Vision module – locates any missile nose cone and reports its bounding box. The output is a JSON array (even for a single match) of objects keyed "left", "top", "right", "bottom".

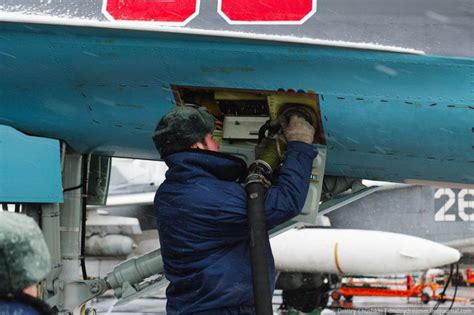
[
  {"left": 398, "top": 238, "right": 461, "bottom": 269},
  {"left": 424, "top": 242, "right": 461, "bottom": 267},
  {"left": 447, "top": 247, "right": 462, "bottom": 263}
]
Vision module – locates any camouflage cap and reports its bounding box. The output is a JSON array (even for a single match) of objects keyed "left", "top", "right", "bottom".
[
  {"left": 0, "top": 212, "right": 51, "bottom": 294},
  {"left": 152, "top": 106, "right": 215, "bottom": 157}
]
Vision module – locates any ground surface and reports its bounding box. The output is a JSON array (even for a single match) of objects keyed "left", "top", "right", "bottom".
[{"left": 88, "top": 287, "right": 473, "bottom": 315}]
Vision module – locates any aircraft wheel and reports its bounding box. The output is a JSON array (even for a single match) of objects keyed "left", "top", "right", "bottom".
[
  {"left": 282, "top": 288, "right": 329, "bottom": 313},
  {"left": 84, "top": 308, "right": 97, "bottom": 315},
  {"left": 451, "top": 274, "right": 466, "bottom": 286},
  {"left": 421, "top": 293, "right": 431, "bottom": 304},
  {"left": 331, "top": 290, "right": 342, "bottom": 301}
]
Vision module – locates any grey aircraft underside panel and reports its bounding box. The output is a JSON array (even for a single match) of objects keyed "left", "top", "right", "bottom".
[
  {"left": 1, "top": 0, "right": 473, "bottom": 57},
  {"left": 326, "top": 185, "right": 474, "bottom": 245}
]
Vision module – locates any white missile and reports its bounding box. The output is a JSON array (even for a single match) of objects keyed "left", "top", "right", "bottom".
[
  {"left": 85, "top": 234, "right": 136, "bottom": 257},
  {"left": 271, "top": 228, "right": 461, "bottom": 275}
]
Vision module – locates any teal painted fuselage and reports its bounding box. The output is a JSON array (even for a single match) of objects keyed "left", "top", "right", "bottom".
[{"left": 0, "top": 21, "right": 473, "bottom": 185}]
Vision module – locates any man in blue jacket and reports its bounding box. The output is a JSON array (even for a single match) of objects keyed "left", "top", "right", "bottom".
[{"left": 152, "top": 106, "right": 316, "bottom": 314}]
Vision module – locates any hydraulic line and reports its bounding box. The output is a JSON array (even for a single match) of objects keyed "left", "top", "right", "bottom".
[
  {"left": 106, "top": 249, "right": 164, "bottom": 291},
  {"left": 80, "top": 154, "right": 91, "bottom": 280}
]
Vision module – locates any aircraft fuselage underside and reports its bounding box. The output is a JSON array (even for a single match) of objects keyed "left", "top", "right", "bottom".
[{"left": 0, "top": 21, "right": 473, "bottom": 186}]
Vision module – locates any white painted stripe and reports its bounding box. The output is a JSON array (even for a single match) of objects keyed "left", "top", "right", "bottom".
[{"left": 0, "top": 12, "right": 424, "bottom": 55}]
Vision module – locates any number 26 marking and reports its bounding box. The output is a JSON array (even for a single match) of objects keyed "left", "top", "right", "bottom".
[
  {"left": 434, "top": 189, "right": 474, "bottom": 222},
  {"left": 102, "top": 0, "right": 317, "bottom": 26}
]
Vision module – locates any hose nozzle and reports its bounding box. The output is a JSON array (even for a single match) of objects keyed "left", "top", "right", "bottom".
[{"left": 278, "top": 103, "right": 317, "bottom": 128}]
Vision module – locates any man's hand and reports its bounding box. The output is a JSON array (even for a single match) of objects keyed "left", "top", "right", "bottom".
[{"left": 284, "top": 115, "right": 315, "bottom": 144}]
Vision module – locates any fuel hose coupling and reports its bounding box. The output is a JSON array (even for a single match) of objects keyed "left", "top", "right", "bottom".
[{"left": 244, "top": 160, "right": 273, "bottom": 188}]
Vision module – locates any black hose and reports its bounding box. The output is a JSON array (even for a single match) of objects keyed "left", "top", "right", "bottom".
[
  {"left": 430, "top": 264, "right": 454, "bottom": 315},
  {"left": 258, "top": 121, "right": 271, "bottom": 144},
  {"left": 246, "top": 181, "right": 273, "bottom": 315},
  {"left": 63, "top": 184, "right": 83, "bottom": 192},
  {"left": 445, "top": 263, "right": 459, "bottom": 315},
  {"left": 80, "top": 154, "right": 91, "bottom": 280}
]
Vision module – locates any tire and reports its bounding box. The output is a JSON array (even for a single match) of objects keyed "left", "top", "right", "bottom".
[
  {"left": 84, "top": 308, "right": 97, "bottom": 315},
  {"left": 331, "top": 290, "right": 342, "bottom": 301},
  {"left": 451, "top": 274, "right": 466, "bottom": 286},
  {"left": 421, "top": 292, "right": 430, "bottom": 304},
  {"left": 282, "top": 288, "right": 330, "bottom": 312}
]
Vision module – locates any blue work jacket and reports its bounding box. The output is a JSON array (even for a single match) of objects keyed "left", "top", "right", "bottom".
[
  {"left": 0, "top": 301, "right": 39, "bottom": 315},
  {"left": 0, "top": 295, "right": 53, "bottom": 315},
  {"left": 154, "top": 141, "right": 318, "bottom": 314}
]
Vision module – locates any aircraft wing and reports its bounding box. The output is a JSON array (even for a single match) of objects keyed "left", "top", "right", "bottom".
[{"left": 442, "top": 238, "right": 474, "bottom": 256}]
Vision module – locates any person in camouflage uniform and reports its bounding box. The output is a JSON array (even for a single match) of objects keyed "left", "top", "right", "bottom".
[{"left": 0, "top": 211, "right": 54, "bottom": 315}]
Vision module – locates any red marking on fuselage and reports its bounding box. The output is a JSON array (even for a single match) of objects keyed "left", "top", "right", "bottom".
[
  {"left": 102, "top": 0, "right": 199, "bottom": 25},
  {"left": 219, "top": 0, "right": 316, "bottom": 24},
  {"left": 102, "top": 0, "right": 317, "bottom": 25}
]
